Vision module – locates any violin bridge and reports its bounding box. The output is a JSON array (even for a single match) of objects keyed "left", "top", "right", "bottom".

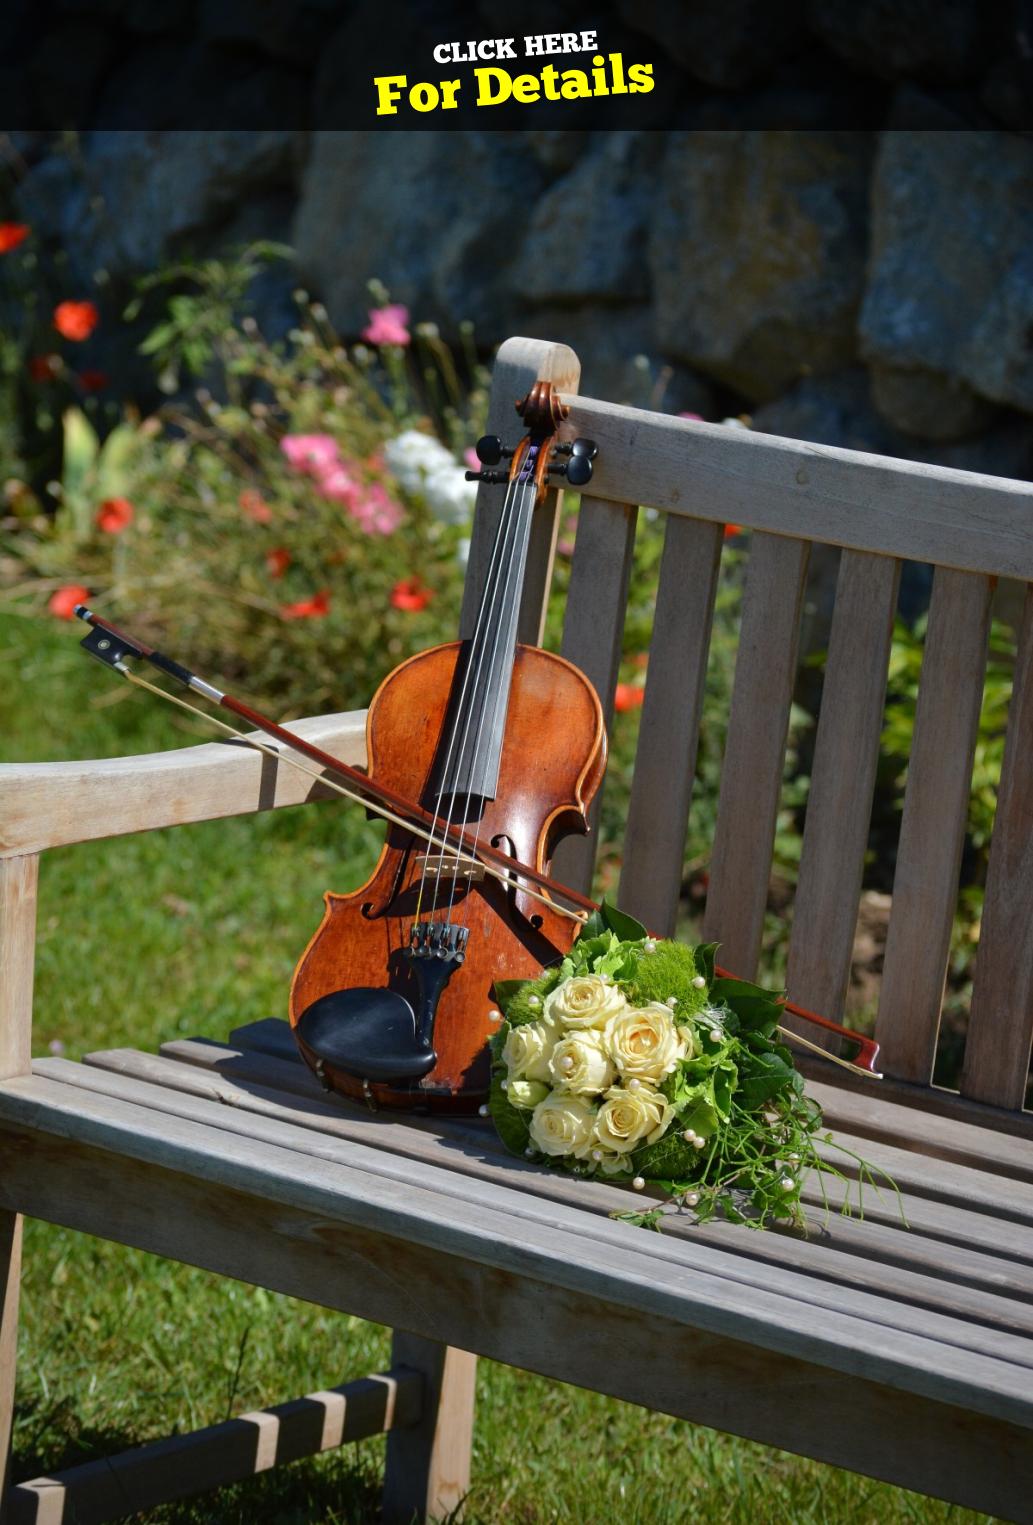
[{"left": 414, "top": 852, "right": 485, "bottom": 882}]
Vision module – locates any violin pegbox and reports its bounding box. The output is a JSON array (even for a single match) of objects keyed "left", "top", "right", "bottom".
[{"left": 464, "top": 380, "right": 598, "bottom": 490}]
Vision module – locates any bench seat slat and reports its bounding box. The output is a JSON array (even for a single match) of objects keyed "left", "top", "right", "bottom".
[
  {"left": 619, "top": 515, "right": 723, "bottom": 936},
  {"left": 704, "top": 532, "right": 811, "bottom": 976},
  {"left": 878, "top": 568, "right": 994, "bottom": 1083},
  {"left": 786, "top": 550, "right": 900, "bottom": 1029},
  {"left": 72, "top": 1046, "right": 1033, "bottom": 1318},
  {"left": 8, "top": 1067, "right": 1033, "bottom": 1413},
  {"left": 962, "top": 582, "right": 1033, "bottom": 1109}
]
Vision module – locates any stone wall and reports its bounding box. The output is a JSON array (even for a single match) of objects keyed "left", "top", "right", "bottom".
[{"left": 12, "top": 122, "right": 1033, "bottom": 483}]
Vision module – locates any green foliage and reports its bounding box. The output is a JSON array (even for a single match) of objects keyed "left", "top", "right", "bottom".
[{"left": 624, "top": 940, "right": 708, "bottom": 1018}]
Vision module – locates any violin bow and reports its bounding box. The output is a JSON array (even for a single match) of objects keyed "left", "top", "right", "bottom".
[{"left": 73, "top": 605, "right": 881, "bottom": 1079}]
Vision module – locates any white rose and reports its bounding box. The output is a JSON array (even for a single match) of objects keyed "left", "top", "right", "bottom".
[
  {"left": 593, "top": 1086, "right": 673, "bottom": 1154},
  {"left": 544, "top": 974, "right": 627, "bottom": 1031},
  {"left": 574, "top": 1142, "right": 635, "bottom": 1176},
  {"left": 605, "top": 1003, "right": 691, "bottom": 1084},
  {"left": 502, "top": 1020, "right": 557, "bottom": 1084},
  {"left": 506, "top": 1079, "right": 549, "bottom": 1110},
  {"left": 548, "top": 1030, "right": 616, "bottom": 1095},
  {"left": 529, "top": 1093, "right": 597, "bottom": 1157}
]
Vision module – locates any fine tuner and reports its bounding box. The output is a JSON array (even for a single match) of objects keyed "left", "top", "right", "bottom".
[{"left": 466, "top": 431, "right": 598, "bottom": 488}]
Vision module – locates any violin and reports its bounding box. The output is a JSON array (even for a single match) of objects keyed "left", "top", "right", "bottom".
[
  {"left": 73, "top": 383, "right": 882, "bottom": 1111},
  {"left": 288, "top": 381, "right": 603, "bottom": 1113}
]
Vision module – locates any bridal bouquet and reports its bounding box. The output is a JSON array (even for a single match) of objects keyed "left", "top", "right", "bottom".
[{"left": 489, "top": 903, "right": 891, "bottom": 1231}]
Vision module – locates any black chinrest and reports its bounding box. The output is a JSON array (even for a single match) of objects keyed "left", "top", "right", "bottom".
[{"left": 296, "top": 987, "right": 438, "bottom": 1085}]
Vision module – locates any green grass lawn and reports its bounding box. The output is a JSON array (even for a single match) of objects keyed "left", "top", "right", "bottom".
[{"left": 1, "top": 611, "right": 993, "bottom": 1524}]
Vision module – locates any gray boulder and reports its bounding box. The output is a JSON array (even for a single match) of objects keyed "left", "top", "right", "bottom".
[
  {"left": 648, "top": 131, "right": 872, "bottom": 400},
  {"left": 860, "top": 130, "right": 1033, "bottom": 417},
  {"left": 520, "top": 306, "right": 715, "bottom": 414},
  {"left": 292, "top": 132, "right": 545, "bottom": 336},
  {"left": 516, "top": 133, "right": 660, "bottom": 306}
]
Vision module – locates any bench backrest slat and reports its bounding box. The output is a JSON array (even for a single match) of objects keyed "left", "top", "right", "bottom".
[
  {"left": 961, "top": 585, "right": 1033, "bottom": 1109},
  {"left": 877, "top": 568, "right": 994, "bottom": 1084},
  {"left": 619, "top": 516, "right": 723, "bottom": 938},
  {"left": 552, "top": 497, "right": 638, "bottom": 896},
  {"left": 784, "top": 550, "right": 901, "bottom": 1039},
  {"left": 701, "top": 532, "right": 811, "bottom": 979}
]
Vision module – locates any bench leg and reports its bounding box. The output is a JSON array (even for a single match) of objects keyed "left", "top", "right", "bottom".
[
  {"left": 382, "top": 1333, "right": 476, "bottom": 1524},
  {"left": 0, "top": 1211, "right": 20, "bottom": 1507}
]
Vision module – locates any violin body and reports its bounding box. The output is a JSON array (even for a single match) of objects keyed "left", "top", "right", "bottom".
[{"left": 289, "top": 638, "right": 606, "bottom": 1113}]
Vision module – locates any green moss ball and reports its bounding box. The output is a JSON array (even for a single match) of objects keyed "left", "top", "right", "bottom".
[{"left": 624, "top": 940, "right": 708, "bottom": 1019}]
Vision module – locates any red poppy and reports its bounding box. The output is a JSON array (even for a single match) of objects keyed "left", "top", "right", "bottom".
[
  {"left": 28, "top": 354, "right": 61, "bottom": 382},
  {"left": 280, "top": 589, "right": 330, "bottom": 620},
  {"left": 239, "top": 488, "right": 273, "bottom": 524},
  {"left": 723, "top": 523, "right": 743, "bottom": 539},
  {"left": 95, "top": 497, "right": 134, "bottom": 534},
  {"left": 0, "top": 223, "right": 29, "bottom": 254},
  {"left": 265, "top": 547, "right": 291, "bottom": 579},
  {"left": 78, "top": 369, "right": 109, "bottom": 392},
  {"left": 47, "top": 584, "right": 89, "bottom": 620},
  {"left": 53, "top": 300, "right": 99, "bottom": 341},
  {"left": 390, "top": 577, "right": 431, "bottom": 612},
  {"left": 613, "top": 683, "right": 644, "bottom": 713}
]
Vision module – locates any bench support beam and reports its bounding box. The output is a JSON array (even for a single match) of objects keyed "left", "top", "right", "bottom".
[{"left": 383, "top": 1332, "right": 477, "bottom": 1524}]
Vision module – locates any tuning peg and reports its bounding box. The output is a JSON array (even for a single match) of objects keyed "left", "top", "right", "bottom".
[
  {"left": 464, "top": 468, "right": 509, "bottom": 484},
  {"left": 548, "top": 455, "right": 594, "bottom": 487},
  {"left": 570, "top": 437, "right": 598, "bottom": 460},
  {"left": 475, "top": 435, "right": 516, "bottom": 465}
]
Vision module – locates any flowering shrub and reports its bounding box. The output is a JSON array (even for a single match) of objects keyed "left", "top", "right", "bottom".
[{"left": 3, "top": 254, "right": 489, "bottom": 715}]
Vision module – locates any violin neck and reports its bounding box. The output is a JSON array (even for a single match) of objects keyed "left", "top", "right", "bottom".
[{"left": 435, "top": 469, "right": 539, "bottom": 802}]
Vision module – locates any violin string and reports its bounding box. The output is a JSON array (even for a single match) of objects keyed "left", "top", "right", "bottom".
[
  {"left": 117, "top": 666, "right": 589, "bottom": 925},
  {"left": 448, "top": 452, "right": 538, "bottom": 933},
  {"left": 412, "top": 456, "right": 524, "bottom": 924},
  {"left": 103, "top": 673, "right": 880, "bottom": 1081},
  {"left": 435, "top": 459, "right": 532, "bottom": 929}
]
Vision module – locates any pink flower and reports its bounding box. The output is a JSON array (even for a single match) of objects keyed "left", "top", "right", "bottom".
[
  {"left": 317, "top": 465, "right": 360, "bottom": 505},
  {"left": 361, "top": 304, "right": 410, "bottom": 347},
  {"left": 349, "top": 482, "right": 403, "bottom": 536},
  {"left": 463, "top": 447, "right": 480, "bottom": 470},
  {"left": 678, "top": 411, "right": 703, "bottom": 421},
  {"left": 280, "top": 434, "right": 341, "bottom": 475}
]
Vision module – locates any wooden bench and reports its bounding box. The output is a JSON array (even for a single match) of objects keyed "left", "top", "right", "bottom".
[{"left": 3, "top": 336, "right": 1033, "bottom": 1524}]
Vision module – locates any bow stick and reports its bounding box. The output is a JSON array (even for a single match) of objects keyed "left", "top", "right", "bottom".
[{"left": 73, "top": 605, "right": 881, "bottom": 1077}]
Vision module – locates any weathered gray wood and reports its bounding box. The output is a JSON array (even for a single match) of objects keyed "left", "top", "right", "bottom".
[
  {"left": 383, "top": 1333, "right": 476, "bottom": 1525},
  {"left": 785, "top": 552, "right": 900, "bottom": 1037},
  {"left": 962, "top": 582, "right": 1033, "bottom": 1109},
  {"left": 7, "top": 1369, "right": 419, "bottom": 1525},
  {"left": 0, "top": 855, "right": 36, "bottom": 1078},
  {"left": 13, "top": 1067, "right": 1033, "bottom": 1391},
  {"left": 74, "top": 1047, "right": 1033, "bottom": 1325},
  {"left": 460, "top": 337, "right": 580, "bottom": 647},
  {"left": 703, "top": 532, "right": 811, "bottom": 975},
  {"left": 0, "top": 854, "right": 34, "bottom": 1506},
  {"left": 878, "top": 569, "right": 994, "bottom": 1083},
  {"left": 0, "top": 713, "right": 367, "bottom": 857},
  {"left": 619, "top": 515, "right": 723, "bottom": 936},
  {"left": 563, "top": 394, "right": 1033, "bottom": 580},
  {"left": 2, "top": 1113, "right": 1033, "bottom": 1520},
  {"left": 551, "top": 496, "right": 638, "bottom": 895}
]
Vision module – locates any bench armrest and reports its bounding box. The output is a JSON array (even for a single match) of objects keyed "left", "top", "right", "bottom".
[{"left": 0, "top": 709, "right": 369, "bottom": 857}]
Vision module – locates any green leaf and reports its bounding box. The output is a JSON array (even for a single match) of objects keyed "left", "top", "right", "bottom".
[
  {"left": 487, "top": 1071, "right": 531, "bottom": 1158},
  {"left": 576, "top": 909, "right": 606, "bottom": 941},
  {"left": 737, "top": 1049, "right": 796, "bottom": 1109},
  {"left": 597, "top": 899, "right": 648, "bottom": 942},
  {"left": 695, "top": 942, "right": 719, "bottom": 986},
  {"left": 492, "top": 979, "right": 527, "bottom": 1015}
]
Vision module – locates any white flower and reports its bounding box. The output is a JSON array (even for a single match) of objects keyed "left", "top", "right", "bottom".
[
  {"left": 544, "top": 974, "right": 627, "bottom": 1031},
  {"left": 604, "top": 1002, "right": 691, "bottom": 1083},
  {"left": 502, "top": 1020, "right": 557, "bottom": 1084},
  {"left": 548, "top": 1029, "right": 616, "bottom": 1095},
  {"left": 384, "top": 431, "right": 476, "bottom": 525},
  {"left": 593, "top": 1085, "right": 673, "bottom": 1154},
  {"left": 529, "top": 1093, "right": 597, "bottom": 1157},
  {"left": 506, "top": 1079, "right": 550, "bottom": 1110}
]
